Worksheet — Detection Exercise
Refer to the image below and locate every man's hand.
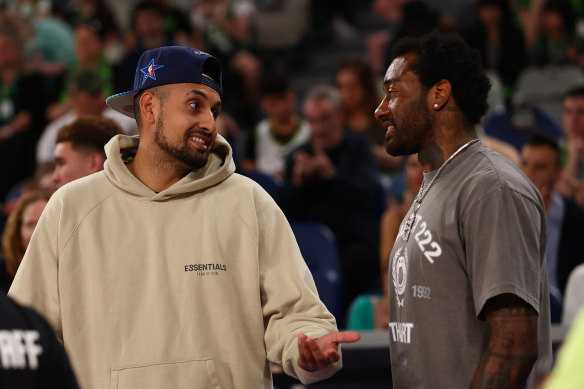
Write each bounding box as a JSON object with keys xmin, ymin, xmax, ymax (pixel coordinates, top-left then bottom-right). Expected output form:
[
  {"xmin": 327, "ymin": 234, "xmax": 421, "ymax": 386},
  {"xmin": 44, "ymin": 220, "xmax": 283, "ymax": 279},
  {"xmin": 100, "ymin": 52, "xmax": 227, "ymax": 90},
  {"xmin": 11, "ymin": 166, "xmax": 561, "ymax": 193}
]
[{"xmin": 297, "ymin": 331, "xmax": 361, "ymax": 371}]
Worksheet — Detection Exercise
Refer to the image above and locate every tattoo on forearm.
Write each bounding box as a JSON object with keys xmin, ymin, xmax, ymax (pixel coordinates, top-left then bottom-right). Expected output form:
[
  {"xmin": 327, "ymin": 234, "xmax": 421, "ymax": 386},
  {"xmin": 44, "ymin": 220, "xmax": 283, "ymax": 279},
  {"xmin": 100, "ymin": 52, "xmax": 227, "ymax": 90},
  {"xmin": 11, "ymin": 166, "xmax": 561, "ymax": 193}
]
[{"xmin": 470, "ymin": 294, "xmax": 538, "ymax": 389}]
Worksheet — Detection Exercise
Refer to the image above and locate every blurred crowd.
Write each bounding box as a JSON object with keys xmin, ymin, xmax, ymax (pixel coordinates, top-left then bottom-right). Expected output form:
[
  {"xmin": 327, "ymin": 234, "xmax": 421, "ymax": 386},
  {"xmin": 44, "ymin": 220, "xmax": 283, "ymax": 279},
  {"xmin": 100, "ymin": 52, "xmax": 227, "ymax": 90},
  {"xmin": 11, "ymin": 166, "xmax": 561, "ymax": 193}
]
[{"xmin": 1, "ymin": 0, "xmax": 584, "ymax": 336}]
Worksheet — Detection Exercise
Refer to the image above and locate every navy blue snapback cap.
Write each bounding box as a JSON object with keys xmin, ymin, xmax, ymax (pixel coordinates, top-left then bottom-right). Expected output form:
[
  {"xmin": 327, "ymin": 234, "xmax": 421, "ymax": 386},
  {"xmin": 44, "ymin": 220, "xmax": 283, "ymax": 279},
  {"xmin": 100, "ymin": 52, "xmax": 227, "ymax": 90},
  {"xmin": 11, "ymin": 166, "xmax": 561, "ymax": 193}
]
[{"xmin": 106, "ymin": 46, "xmax": 223, "ymax": 118}]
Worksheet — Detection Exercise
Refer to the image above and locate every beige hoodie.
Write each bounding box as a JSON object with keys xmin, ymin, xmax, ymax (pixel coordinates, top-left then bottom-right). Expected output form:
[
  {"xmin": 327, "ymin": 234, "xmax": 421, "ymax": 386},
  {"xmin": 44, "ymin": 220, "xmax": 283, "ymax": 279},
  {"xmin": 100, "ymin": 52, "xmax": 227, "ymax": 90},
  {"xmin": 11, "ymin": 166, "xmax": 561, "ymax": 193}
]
[{"xmin": 10, "ymin": 134, "xmax": 341, "ymax": 388}]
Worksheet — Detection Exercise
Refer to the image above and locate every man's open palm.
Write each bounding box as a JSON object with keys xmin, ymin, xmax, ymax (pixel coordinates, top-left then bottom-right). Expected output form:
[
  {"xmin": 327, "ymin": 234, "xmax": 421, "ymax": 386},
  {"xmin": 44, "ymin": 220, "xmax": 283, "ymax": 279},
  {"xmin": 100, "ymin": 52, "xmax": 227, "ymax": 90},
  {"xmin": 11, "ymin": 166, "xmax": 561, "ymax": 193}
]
[{"xmin": 297, "ymin": 331, "xmax": 361, "ymax": 371}]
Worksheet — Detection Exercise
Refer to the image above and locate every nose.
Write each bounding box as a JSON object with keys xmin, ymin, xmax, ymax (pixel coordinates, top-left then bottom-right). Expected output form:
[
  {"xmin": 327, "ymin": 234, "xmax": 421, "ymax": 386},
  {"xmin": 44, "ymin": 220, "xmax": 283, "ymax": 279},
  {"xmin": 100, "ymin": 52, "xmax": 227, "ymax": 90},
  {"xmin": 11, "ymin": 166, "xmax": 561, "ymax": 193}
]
[
  {"xmin": 198, "ymin": 108, "xmax": 216, "ymax": 133},
  {"xmin": 52, "ymin": 168, "xmax": 62, "ymax": 188},
  {"xmin": 375, "ymin": 96, "xmax": 389, "ymax": 122}
]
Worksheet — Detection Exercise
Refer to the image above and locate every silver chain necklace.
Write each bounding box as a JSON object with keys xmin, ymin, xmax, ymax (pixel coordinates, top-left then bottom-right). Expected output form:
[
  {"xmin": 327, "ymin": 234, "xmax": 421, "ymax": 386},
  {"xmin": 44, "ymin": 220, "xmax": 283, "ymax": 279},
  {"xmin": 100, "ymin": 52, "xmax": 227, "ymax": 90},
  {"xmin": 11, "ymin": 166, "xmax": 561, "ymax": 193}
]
[{"xmin": 402, "ymin": 138, "xmax": 480, "ymax": 242}]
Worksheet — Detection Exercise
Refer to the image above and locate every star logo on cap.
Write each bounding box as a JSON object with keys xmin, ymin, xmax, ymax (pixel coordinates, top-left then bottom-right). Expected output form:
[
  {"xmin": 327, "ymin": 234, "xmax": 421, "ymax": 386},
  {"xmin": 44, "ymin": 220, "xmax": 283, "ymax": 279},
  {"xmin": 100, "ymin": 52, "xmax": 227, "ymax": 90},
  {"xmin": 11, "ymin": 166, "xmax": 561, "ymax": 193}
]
[{"xmin": 140, "ymin": 59, "xmax": 165, "ymax": 85}]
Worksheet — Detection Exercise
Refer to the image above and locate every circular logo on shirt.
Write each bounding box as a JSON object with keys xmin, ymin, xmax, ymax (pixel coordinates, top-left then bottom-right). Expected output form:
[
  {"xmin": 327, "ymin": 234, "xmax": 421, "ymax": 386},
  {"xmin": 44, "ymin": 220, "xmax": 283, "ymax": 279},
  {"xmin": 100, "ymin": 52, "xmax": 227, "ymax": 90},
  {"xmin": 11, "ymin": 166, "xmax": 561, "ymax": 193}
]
[{"xmin": 392, "ymin": 247, "xmax": 408, "ymax": 307}]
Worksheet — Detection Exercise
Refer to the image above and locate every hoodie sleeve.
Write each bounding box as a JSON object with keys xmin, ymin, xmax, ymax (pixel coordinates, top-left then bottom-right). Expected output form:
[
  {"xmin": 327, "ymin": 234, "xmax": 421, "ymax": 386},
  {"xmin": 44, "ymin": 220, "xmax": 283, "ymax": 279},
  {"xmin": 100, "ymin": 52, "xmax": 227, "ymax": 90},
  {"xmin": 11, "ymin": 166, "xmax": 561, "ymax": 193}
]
[
  {"xmin": 9, "ymin": 193, "xmax": 63, "ymax": 341},
  {"xmin": 255, "ymin": 189, "xmax": 342, "ymax": 384}
]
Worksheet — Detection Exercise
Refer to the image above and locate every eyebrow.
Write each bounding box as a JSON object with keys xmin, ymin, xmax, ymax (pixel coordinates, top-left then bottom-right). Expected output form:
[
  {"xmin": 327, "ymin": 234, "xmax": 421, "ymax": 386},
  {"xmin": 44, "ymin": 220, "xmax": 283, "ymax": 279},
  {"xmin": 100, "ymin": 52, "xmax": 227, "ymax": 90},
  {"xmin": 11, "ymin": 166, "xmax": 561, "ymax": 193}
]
[
  {"xmin": 187, "ymin": 89, "xmax": 209, "ymax": 99},
  {"xmin": 384, "ymin": 77, "xmax": 400, "ymax": 85},
  {"xmin": 187, "ymin": 89, "xmax": 222, "ymax": 108}
]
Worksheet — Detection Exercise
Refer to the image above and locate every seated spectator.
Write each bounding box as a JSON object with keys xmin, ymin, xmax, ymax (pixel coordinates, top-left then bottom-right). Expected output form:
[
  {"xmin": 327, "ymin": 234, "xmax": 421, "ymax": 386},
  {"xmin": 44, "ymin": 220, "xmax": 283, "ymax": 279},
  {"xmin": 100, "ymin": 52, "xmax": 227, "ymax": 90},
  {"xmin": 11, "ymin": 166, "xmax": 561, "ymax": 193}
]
[
  {"xmin": 0, "ymin": 292, "xmax": 79, "ymax": 388},
  {"xmin": 68, "ymin": 0, "xmax": 121, "ymax": 45},
  {"xmin": 527, "ymin": 0, "xmax": 583, "ymax": 67},
  {"xmin": 1, "ymin": 191, "xmax": 51, "ymax": 293},
  {"xmin": 562, "ymin": 263, "xmax": 584, "ymax": 327},
  {"xmin": 380, "ymin": 1, "xmax": 441, "ymax": 74},
  {"xmin": 520, "ymin": 134, "xmax": 584, "ymax": 296},
  {"xmin": 0, "ymin": 12, "xmax": 49, "ymax": 204},
  {"xmin": 26, "ymin": 3, "xmax": 76, "ymax": 101},
  {"xmin": 51, "ymin": 116, "xmax": 124, "ymax": 190},
  {"xmin": 480, "ymin": 134, "xmax": 522, "ymax": 166},
  {"xmin": 216, "ymin": 112, "xmax": 243, "ymax": 168},
  {"xmin": 334, "ymin": 57, "xmax": 403, "ymax": 173},
  {"xmin": 115, "ymin": 1, "xmax": 174, "ymax": 93},
  {"xmin": 379, "ymin": 154, "xmax": 423, "ymax": 263},
  {"xmin": 345, "ymin": 255, "xmax": 389, "ymax": 331},
  {"xmin": 347, "ymin": 155, "xmax": 425, "ymax": 331},
  {"xmin": 155, "ymin": 0, "xmax": 193, "ymax": 47},
  {"xmin": 465, "ymin": 0, "xmax": 527, "ymax": 100},
  {"xmin": 190, "ymin": 0, "xmax": 255, "ymax": 66},
  {"xmin": 367, "ymin": 0, "xmax": 410, "ymax": 76},
  {"xmin": 190, "ymin": 0, "xmax": 263, "ymax": 132},
  {"xmin": 46, "ymin": 18, "xmax": 117, "ymax": 121},
  {"xmin": 557, "ymin": 86, "xmax": 584, "ymax": 206},
  {"xmin": 36, "ymin": 69, "xmax": 135, "ymax": 177},
  {"xmin": 242, "ymin": 70, "xmax": 310, "ymax": 180},
  {"xmin": 252, "ymin": 0, "xmax": 311, "ymax": 70},
  {"xmin": 277, "ymin": 84, "xmax": 381, "ymax": 312}
]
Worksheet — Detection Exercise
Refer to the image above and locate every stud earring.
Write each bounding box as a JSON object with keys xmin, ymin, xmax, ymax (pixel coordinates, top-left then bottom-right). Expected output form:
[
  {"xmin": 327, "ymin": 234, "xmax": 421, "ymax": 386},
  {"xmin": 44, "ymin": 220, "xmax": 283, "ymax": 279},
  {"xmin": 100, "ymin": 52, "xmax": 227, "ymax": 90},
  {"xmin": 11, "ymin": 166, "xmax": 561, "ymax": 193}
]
[{"xmin": 433, "ymin": 104, "xmax": 439, "ymax": 109}]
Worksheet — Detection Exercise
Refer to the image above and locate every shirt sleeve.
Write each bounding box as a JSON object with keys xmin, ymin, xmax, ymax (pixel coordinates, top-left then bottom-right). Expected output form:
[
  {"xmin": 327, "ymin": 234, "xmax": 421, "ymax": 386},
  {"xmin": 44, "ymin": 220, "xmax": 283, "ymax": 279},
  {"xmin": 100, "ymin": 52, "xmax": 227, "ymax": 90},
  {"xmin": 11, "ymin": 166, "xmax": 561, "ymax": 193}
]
[
  {"xmin": 255, "ymin": 191, "xmax": 342, "ymax": 384},
  {"xmin": 462, "ymin": 186, "xmax": 545, "ymax": 318}
]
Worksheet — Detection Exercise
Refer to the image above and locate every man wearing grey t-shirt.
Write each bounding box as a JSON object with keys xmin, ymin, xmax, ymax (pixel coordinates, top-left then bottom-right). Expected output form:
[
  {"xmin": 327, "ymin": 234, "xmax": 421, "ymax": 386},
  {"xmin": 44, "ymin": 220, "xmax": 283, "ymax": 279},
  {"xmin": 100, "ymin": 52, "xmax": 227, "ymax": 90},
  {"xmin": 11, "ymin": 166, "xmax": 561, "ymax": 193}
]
[{"xmin": 375, "ymin": 30, "xmax": 552, "ymax": 388}]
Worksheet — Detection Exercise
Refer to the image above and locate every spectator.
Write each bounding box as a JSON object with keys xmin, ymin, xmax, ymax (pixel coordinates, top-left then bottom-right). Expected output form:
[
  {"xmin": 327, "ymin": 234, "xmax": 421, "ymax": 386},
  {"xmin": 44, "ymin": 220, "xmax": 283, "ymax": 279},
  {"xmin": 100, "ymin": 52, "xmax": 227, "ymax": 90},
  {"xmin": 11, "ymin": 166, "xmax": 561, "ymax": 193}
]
[
  {"xmin": 480, "ymin": 134, "xmax": 522, "ymax": 166},
  {"xmin": 345, "ymin": 155, "xmax": 422, "ymax": 331},
  {"xmin": 252, "ymin": 0, "xmax": 311, "ymax": 70},
  {"xmin": 190, "ymin": 0, "xmax": 255, "ymax": 65},
  {"xmin": 190, "ymin": 0, "xmax": 263, "ymax": 131},
  {"xmin": 36, "ymin": 68, "xmax": 136, "ymax": 176},
  {"xmin": 68, "ymin": 0, "xmax": 121, "ymax": 44},
  {"xmin": 9, "ymin": 46, "xmax": 360, "ymax": 389},
  {"xmin": 115, "ymin": 0, "xmax": 173, "ymax": 93},
  {"xmin": 242, "ymin": 69, "xmax": 310, "ymax": 180},
  {"xmin": 345, "ymin": 258, "xmax": 389, "ymax": 331},
  {"xmin": 1, "ymin": 191, "xmax": 51, "ymax": 293},
  {"xmin": 26, "ymin": 2, "xmax": 76, "ymax": 101},
  {"xmin": 527, "ymin": 0, "xmax": 583, "ymax": 66},
  {"xmin": 154, "ymin": 0, "xmax": 193, "ymax": 46},
  {"xmin": 381, "ymin": 1, "xmax": 441, "ymax": 75},
  {"xmin": 557, "ymin": 86, "xmax": 584, "ymax": 206},
  {"xmin": 379, "ymin": 155, "xmax": 423, "ymax": 263},
  {"xmin": 46, "ymin": 18, "xmax": 117, "ymax": 121},
  {"xmin": 0, "ymin": 11, "xmax": 49, "ymax": 203},
  {"xmin": 367, "ymin": 0, "xmax": 411, "ymax": 76},
  {"xmin": 334, "ymin": 57, "xmax": 403, "ymax": 172},
  {"xmin": 465, "ymin": 0, "xmax": 528, "ymax": 100},
  {"xmin": 0, "ymin": 292, "xmax": 79, "ymax": 388},
  {"xmin": 52, "ymin": 116, "xmax": 124, "ymax": 189},
  {"xmin": 277, "ymin": 84, "xmax": 381, "ymax": 312},
  {"xmin": 520, "ymin": 134, "xmax": 584, "ymax": 296}
]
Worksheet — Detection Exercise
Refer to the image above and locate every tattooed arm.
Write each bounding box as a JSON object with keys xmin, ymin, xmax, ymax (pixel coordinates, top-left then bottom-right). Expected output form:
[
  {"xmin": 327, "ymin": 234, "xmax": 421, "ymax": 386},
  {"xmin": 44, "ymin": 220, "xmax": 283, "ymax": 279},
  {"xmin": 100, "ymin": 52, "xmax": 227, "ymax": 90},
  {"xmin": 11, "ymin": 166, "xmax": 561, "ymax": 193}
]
[{"xmin": 470, "ymin": 293, "xmax": 538, "ymax": 389}]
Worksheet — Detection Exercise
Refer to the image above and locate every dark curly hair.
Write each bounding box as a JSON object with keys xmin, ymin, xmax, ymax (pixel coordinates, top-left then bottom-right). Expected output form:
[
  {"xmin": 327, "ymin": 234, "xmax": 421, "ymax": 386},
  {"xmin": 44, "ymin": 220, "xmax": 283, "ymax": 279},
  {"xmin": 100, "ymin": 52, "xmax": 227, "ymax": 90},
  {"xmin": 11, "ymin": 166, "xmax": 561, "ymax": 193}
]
[{"xmin": 391, "ymin": 29, "xmax": 491, "ymax": 125}]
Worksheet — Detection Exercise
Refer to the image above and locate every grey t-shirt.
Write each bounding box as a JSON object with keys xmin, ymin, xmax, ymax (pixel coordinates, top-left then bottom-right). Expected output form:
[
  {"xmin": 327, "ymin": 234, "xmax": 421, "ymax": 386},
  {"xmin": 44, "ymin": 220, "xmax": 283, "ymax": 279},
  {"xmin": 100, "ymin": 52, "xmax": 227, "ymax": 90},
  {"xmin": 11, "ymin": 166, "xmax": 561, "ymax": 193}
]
[{"xmin": 388, "ymin": 142, "xmax": 552, "ymax": 388}]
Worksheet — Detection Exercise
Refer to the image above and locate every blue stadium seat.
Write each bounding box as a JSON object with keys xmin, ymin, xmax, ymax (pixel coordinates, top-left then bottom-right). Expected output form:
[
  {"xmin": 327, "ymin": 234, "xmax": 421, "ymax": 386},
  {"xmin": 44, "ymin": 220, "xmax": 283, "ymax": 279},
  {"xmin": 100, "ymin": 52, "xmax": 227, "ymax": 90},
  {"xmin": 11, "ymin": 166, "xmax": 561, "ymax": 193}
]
[
  {"xmin": 290, "ymin": 221, "xmax": 344, "ymax": 325},
  {"xmin": 481, "ymin": 105, "xmax": 563, "ymax": 151},
  {"xmin": 244, "ymin": 170, "xmax": 280, "ymax": 198}
]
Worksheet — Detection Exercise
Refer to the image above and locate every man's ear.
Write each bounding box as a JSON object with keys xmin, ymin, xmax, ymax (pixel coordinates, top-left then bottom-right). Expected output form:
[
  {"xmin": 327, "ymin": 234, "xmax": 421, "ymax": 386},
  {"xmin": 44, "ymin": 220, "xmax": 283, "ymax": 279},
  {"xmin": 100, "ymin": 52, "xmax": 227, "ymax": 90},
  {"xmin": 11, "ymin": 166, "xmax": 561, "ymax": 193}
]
[
  {"xmin": 139, "ymin": 92, "xmax": 158, "ymax": 124},
  {"xmin": 428, "ymin": 79, "xmax": 452, "ymax": 111},
  {"xmin": 88, "ymin": 152, "xmax": 105, "ymax": 173}
]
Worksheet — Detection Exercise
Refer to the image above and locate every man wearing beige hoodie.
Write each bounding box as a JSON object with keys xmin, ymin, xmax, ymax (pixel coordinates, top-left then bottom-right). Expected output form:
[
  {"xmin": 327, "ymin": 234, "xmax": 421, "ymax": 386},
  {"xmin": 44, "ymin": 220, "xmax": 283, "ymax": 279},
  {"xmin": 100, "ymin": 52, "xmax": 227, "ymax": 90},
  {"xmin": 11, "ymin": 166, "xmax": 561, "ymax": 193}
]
[{"xmin": 9, "ymin": 46, "xmax": 359, "ymax": 389}]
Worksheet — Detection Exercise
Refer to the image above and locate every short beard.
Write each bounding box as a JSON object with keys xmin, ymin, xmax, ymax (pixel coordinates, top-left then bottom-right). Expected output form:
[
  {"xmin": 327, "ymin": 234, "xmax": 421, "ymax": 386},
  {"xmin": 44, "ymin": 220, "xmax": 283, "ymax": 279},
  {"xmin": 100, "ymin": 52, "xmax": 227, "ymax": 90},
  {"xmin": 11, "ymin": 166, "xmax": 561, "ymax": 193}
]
[
  {"xmin": 154, "ymin": 111, "xmax": 209, "ymax": 170},
  {"xmin": 386, "ymin": 98, "xmax": 432, "ymax": 157}
]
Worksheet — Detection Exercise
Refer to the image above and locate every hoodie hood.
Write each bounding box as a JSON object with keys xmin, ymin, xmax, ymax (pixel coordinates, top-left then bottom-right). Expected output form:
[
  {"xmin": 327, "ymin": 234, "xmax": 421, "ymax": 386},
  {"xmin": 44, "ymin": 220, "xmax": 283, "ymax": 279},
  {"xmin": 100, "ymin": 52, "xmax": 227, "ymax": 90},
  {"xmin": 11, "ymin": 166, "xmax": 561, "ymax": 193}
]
[{"xmin": 103, "ymin": 134, "xmax": 235, "ymax": 201}]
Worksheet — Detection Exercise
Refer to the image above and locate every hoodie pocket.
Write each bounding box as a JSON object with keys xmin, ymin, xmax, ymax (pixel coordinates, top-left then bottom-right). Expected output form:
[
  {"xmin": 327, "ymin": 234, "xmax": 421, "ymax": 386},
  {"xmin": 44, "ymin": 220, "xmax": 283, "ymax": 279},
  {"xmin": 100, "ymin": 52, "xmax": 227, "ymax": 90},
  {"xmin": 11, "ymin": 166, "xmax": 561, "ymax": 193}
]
[{"xmin": 110, "ymin": 358, "xmax": 222, "ymax": 389}]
